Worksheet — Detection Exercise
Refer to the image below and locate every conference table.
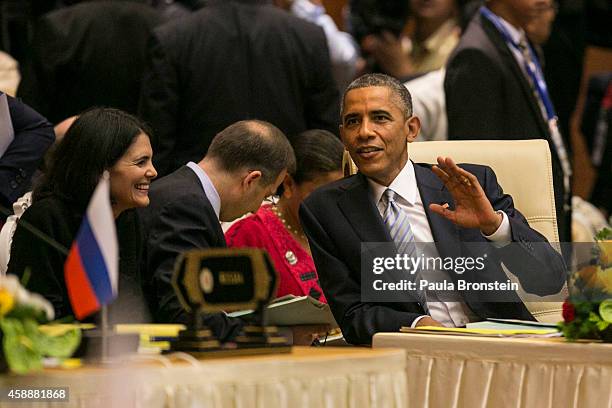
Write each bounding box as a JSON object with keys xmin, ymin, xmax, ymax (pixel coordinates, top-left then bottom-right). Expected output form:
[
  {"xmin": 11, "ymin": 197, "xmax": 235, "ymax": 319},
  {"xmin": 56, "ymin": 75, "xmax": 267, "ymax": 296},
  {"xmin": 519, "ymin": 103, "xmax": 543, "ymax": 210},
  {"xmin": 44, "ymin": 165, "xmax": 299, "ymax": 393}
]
[
  {"xmin": 0, "ymin": 346, "xmax": 407, "ymax": 408},
  {"xmin": 373, "ymin": 332, "xmax": 612, "ymax": 408}
]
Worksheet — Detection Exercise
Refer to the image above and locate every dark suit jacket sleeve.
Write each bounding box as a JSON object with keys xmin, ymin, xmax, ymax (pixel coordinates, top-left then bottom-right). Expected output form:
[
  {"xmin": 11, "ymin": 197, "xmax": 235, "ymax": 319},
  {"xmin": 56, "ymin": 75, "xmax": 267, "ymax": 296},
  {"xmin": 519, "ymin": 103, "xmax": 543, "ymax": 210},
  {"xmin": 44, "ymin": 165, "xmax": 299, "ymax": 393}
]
[
  {"xmin": 300, "ymin": 202, "xmax": 422, "ymax": 345},
  {"xmin": 445, "ymin": 48, "xmax": 505, "ymax": 140},
  {"xmin": 144, "ymin": 197, "xmax": 243, "ymax": 341},
  {"xmin": 138, "ymin": 32, "xmax": 179, "ymax": 177},
  {"xmin": 0, "ymin": 95, "xmax": 54, "ymax": 208},
  {"xmin": 146, "ymin": 197, "xmax": 212, "ymax": 323},
  {"xmin": 303, "ymin": 26, "xmax": 340, "ymax": 135},
  {"xmin": 481, "ymin": 166, "xmax": 566, "ymax": 295}
]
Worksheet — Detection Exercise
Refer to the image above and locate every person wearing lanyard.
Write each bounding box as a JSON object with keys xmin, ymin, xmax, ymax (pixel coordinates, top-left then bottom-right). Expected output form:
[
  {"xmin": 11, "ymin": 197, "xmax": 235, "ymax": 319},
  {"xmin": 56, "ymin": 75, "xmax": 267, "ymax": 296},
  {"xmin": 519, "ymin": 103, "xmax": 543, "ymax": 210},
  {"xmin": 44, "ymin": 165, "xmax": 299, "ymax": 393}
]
[{"xmin": 445, "ymin": 0, "xmax": 572, "ymax": 245}]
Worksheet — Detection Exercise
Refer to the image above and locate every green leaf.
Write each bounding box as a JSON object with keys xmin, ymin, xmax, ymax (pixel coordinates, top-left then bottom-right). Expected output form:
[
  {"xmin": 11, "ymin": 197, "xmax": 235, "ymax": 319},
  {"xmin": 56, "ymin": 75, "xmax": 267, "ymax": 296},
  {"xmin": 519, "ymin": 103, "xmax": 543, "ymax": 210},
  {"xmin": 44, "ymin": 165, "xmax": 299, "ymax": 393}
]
[
  {"xmin": 595, "ymin": 227, "xmax": 612, "ymax": 241},
  {"xmin": 0, "ymin": 317, "xmax": 82, "ymax": 374},
  {"xmin": 596, "ymin": 320, "xmax": 610, "ymax": 331},
  {"xmin": 6, "ymin": 304, "xmax": 48, "ymax": 323},
  {"xmin": 600, "ymin": 299, "xmax": 612, "ymax": 323},
  {"xmin": 588, "ymin": 311, "xmax": 602, "ymax": 323},
  {"xmin": 30, "ymin": 324, "xmax": 81, "ymax": 358},
  {"xmin": 0, "ymin": 318, "xmax": 43, "ymax": 374},
  {"xmin": 20, "ymin": 268, "xmax": 31, "ymax": 290}
]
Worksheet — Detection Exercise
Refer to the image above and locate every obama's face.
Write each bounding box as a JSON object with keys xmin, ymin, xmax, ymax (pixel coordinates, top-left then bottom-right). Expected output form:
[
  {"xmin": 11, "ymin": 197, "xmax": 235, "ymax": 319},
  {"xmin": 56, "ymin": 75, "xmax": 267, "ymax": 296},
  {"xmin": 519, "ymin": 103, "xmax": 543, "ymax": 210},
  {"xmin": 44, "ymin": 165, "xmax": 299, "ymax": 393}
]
[{"xmin": 340, "ymin": 86, "xmax": 420, "ymax": 186}]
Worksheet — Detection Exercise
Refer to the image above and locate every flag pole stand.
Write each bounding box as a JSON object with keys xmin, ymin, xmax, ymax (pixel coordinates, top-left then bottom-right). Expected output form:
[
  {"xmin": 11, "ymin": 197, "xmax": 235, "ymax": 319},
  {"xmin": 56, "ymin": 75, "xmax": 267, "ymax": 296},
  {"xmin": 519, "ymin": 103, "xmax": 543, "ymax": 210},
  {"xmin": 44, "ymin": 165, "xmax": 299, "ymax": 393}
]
[
  {"xmin": 80, "ymin": 307, "xmax": 139, "ymax": 365},
  {"xmin": 65, "ymin": 173, "xmax": 138, "ymax": 364},
  {"xmin": 100, "ymin": 305, "xmax": 110, "ymax": 363}
]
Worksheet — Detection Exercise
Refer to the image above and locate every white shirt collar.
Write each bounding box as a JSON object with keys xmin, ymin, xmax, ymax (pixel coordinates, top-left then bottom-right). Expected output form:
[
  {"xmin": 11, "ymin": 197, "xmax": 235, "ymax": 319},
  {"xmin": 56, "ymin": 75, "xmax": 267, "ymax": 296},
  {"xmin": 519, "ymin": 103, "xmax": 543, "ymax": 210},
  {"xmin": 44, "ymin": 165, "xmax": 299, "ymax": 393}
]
[
  {"xmin": 367, "ymin": 160, "xmax": 418, "ymax": 208},
  {"xmin": 490, "ymin": 8, "xmax": 526, "ymax": 46},
  {"xmin": 186, "ymin": 161, "xmax": 221, "ymax": 219}
]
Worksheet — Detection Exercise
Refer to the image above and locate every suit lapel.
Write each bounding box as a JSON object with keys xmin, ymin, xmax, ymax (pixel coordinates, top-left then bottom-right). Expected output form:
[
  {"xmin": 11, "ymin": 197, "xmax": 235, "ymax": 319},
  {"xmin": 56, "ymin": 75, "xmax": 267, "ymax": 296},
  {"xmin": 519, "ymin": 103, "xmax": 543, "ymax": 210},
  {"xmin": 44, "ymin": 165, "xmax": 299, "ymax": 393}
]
[
  {"xmin": 337, "ymin": 174, "xmax": 390, "ymax": 243},
  {"xmin": 180, "ymin": 166, "xmax": 227, "ymax": 247},
  {"xmin": 413, "ymin": 163, "xmax": 461, "ymax": 260},
  {"xmin": 338, "ymin": 168, "xmax": 463, "ymax": 260},
  {"xmin": 479, "ymin": 15, "xmax": 551, "ymax": 140},
  {"xmin": 201, "ymin": 192, "xmax": 226, "ymax": 247}
]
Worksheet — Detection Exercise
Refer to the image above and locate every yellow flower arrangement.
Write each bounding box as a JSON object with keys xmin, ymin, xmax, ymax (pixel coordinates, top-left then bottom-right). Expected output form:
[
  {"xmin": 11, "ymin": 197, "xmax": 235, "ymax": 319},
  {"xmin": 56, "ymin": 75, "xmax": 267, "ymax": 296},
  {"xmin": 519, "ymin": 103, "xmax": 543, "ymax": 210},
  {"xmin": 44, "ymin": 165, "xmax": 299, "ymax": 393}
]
[
  {"xmin": 580, "ymin": 265, "xmax": 612, "ymax": 293},
  {"xmin": 0, "ymin": 275, "xmax": 81, "ymax": 374},
  {"xmin": 560, "ymin": 228, "xmax": 612, "ymax": 342},
  {"xmin": 598, "ymin": 240, "xmax": 612, "ymax": 266},
  {"xmin": 0, "ymin": 288, "xmax": 15, "ymax": 317}
]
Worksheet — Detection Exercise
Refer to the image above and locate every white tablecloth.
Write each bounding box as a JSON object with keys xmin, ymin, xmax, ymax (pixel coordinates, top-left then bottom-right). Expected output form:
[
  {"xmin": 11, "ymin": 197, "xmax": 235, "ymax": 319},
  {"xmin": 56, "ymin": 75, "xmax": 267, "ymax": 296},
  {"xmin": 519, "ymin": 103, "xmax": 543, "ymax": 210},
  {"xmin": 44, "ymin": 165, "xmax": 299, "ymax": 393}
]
[
  {"xmin": 0, "ymin": 347, "xmax": 407, "ymax": 408},
  {"xmin": 373, "ymin": 333, "xmax": 612, "ymax": 408}
]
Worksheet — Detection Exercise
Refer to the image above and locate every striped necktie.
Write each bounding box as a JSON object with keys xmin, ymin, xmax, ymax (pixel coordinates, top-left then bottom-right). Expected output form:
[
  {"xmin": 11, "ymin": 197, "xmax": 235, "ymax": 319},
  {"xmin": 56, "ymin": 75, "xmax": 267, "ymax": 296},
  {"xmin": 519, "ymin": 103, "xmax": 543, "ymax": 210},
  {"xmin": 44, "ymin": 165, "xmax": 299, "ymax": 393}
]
[
  {"xmin": 381, "ymin": 189, "xmax": 416, "ymax": 255},
  {"xmin": 380, "ymin": 188, "xmax": 426, "ymax": 308}
]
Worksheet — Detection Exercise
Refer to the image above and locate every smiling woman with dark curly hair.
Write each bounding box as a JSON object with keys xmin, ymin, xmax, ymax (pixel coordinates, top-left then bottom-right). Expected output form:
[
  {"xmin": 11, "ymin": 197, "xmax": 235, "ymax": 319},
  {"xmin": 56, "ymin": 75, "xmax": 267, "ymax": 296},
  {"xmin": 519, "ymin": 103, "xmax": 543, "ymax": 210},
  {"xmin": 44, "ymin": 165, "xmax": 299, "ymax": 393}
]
[{"xmin": 7, "ymin": 107, "xmax": 157, "ymax": 321}]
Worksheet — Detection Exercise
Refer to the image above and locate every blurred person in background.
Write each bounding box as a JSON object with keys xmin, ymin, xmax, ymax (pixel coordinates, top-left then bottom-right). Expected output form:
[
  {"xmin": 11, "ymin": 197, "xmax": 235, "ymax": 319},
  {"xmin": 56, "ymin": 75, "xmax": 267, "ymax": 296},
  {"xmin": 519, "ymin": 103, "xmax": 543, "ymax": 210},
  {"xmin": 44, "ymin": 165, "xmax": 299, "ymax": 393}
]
[
  {"xmin": 17, "ymin": 0, "xmax": 163, "ymax": 123},
  {"xmin": 581, "ymin": 74, "xmax": 611, "ymax": 219},
  {"xmin": 273, "ymin": 0, "xmax": 360, "ymax": 92},
  {"xmin": 139, "ymin": 0, "xmax": 339, "ymax": 177},
  {"xmin": 0, "ymin": 92, "xmax": 54, "ymax": 212},
  {"xmin": 445, "ymin": 0, "xmax": 572, "ymax": 244},
  {"xmin": 408, "ymin": 0, "xmax": 554, "ymax": 141},
  {"xmin": 0, "ymin": 51, "xmax": 20, "ymax": 96},
  {"xmin": 353, "ymin": 0, "xmax": 463, "ymax": 80}
]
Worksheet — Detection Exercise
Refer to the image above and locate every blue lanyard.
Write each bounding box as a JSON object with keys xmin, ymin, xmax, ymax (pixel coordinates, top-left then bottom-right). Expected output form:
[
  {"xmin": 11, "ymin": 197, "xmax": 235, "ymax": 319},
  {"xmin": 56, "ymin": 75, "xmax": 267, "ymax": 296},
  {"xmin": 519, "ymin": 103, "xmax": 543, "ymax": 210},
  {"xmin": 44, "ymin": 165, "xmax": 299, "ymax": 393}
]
[{"xmin": 480, "ymin": 7, "xmax": 557, "ymax": 121}]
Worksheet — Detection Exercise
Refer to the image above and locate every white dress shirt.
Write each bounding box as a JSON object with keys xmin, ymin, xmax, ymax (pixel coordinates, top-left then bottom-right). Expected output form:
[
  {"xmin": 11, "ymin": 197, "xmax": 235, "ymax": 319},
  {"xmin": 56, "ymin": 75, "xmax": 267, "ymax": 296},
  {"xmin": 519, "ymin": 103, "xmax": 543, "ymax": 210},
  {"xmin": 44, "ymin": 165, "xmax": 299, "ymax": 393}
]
[
  {"xmin": 186, "ymin": 161, "xmax": 221, "ymax": 220},
  {"xmin": 367, "ymin": 160, "xmax": 511, "ymax": 327},
  {"xmin": 405, "ymin": 69, "xmax": 447, "ymax": 142}
]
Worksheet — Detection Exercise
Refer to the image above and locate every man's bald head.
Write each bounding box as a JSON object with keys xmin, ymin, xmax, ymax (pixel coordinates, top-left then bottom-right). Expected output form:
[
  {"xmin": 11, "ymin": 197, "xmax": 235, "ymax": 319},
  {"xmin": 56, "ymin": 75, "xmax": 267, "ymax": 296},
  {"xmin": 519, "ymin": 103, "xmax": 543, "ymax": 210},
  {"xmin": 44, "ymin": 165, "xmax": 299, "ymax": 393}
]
[{"xmin": 205, "ymin": 120, "xmax": 296, "ymax": 184}]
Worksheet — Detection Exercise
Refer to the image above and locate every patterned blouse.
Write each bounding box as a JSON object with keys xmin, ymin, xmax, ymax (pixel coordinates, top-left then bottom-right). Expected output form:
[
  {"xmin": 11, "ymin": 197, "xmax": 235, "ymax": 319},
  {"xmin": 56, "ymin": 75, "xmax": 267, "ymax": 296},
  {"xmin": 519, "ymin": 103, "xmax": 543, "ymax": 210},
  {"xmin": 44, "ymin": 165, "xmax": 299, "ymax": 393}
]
[{"xmin": 225, "ymin": 205, "xmax": 326, "ymax": 303}]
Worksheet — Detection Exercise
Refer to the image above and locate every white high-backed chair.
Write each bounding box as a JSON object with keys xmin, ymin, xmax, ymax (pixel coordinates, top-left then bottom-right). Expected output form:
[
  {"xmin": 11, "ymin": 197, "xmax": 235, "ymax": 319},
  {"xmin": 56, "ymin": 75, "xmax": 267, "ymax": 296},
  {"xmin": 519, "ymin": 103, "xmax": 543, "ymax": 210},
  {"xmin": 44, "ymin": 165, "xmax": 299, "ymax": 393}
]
[{"xmin": 343, "ymin": 139, "xmax": 565, "ymax": 322}]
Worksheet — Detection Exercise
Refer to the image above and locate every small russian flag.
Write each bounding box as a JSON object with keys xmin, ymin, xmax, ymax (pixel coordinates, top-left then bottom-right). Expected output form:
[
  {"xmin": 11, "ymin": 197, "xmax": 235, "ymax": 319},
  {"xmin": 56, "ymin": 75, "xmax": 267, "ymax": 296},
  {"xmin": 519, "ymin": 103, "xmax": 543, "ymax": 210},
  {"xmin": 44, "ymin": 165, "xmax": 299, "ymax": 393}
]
[{"xmin": 64, "ymin": 173, "xmax": 118, "ymax": 320}]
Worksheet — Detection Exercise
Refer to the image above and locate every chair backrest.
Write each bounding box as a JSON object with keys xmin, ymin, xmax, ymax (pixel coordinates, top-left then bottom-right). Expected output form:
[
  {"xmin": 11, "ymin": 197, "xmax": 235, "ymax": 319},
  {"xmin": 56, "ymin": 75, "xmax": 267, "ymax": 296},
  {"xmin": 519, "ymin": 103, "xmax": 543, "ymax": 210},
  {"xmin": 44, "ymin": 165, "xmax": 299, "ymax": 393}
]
[
  {"xmin": 410, "ymin": 140, "xmax": 559, "ymax": 242},
  {"xmin": 342, "ymin": 140, "xmax": 565, "ymax": 322}
]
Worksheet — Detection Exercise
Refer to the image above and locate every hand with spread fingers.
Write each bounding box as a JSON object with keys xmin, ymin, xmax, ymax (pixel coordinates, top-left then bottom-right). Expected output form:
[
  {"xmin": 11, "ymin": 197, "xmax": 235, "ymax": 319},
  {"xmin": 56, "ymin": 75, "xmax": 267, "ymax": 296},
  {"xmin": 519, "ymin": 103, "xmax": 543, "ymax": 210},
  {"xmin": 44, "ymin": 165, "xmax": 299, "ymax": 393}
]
[{"xmin": 429, "ymin": 157, "xmax": 503, "ymax": 236}]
